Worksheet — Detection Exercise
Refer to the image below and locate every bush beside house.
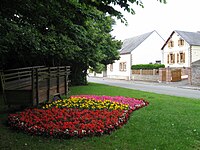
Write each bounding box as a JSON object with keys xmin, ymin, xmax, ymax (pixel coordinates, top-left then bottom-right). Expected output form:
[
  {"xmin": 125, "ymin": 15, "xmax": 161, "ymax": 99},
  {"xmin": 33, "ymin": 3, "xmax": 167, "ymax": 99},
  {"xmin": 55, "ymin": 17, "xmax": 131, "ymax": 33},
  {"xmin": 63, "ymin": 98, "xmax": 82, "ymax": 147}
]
[{"xmin": 131, "ymin": 64, "xmax": 165, "ymax": 70}]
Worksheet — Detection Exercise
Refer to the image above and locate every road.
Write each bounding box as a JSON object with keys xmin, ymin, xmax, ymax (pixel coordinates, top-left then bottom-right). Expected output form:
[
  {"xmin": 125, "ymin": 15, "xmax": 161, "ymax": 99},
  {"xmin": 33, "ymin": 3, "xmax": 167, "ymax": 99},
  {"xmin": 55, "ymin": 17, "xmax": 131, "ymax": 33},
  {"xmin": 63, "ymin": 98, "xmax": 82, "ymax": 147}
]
[{"xmin": 88, "ymin": 77, "xmax": 200, "ymax": 99}]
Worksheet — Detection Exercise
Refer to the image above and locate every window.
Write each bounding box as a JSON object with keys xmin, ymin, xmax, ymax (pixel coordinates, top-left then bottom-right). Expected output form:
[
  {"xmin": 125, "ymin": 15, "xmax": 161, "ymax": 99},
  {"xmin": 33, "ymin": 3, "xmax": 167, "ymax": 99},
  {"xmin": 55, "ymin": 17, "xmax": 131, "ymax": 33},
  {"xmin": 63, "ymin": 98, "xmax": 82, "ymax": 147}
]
[
  {"xmin": 167, "ymin": 53, "xmax": 175, "ymax": 64},
  {"xmin": 178, "ymin": 39, "xmax": 184, "ymax": 46},
  {"xmin": 110, "ymin": 64, "xmax": 113, "ymax": 72},
  {"xmin": 168, "ymin": 40, "xmax": 174, "ymax": 48},
  {"xmin": 180, "ymin": 52, "xmax": 185, "ymax": 63},
  {"xmin": 155, "ymin": 60, "xmax": 161, "ymax": 64},
  {"xmin": 119, "ymin": 62, "xmax": 126, "ymax": 71},
  {"xmin": 170, "ymin": 53, "xmax": 175, "ymax": 63}
]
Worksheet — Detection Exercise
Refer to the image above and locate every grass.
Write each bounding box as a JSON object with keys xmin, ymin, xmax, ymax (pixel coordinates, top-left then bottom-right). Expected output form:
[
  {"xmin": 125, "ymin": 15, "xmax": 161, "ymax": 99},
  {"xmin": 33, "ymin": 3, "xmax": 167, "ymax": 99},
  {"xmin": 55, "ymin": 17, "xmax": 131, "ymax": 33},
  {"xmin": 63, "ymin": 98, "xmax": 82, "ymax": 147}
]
[{"xmin": 1, "ymin": 82, "xmax": 200, "ymax": 150}]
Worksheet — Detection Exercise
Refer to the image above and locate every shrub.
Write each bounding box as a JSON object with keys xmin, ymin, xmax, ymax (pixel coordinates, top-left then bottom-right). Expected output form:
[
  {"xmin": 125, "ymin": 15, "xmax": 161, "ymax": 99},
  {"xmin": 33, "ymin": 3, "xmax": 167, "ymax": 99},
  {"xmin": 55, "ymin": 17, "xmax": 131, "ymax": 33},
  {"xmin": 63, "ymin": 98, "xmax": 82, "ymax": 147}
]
[{"xmin": 131, "ymin": 64, "xmax": 165, "ymax": 70}]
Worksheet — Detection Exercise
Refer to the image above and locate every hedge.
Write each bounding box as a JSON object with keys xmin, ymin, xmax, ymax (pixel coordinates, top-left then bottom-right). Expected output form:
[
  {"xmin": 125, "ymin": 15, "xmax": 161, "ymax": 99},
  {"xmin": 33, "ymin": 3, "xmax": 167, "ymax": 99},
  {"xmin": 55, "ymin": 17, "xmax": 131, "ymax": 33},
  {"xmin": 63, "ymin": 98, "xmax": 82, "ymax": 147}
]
[{"xmin": 131, "ymin": 64, "xmax": 165, "ymax": 70}]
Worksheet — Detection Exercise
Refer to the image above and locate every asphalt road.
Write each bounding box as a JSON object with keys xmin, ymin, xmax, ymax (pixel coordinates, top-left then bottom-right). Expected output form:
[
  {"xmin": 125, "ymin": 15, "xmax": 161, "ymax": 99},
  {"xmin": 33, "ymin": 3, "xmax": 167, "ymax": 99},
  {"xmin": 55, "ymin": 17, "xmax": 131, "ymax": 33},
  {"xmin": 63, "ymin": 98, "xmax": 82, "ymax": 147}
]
[{"xmin": 88, "ymin": 77, "xmax": 200, "ymax": 99}]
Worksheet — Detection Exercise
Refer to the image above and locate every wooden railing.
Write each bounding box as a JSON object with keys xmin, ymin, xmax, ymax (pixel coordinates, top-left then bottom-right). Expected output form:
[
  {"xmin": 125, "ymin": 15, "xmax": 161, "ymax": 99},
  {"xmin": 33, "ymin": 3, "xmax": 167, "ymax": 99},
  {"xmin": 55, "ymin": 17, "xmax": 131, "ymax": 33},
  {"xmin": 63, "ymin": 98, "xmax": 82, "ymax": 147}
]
[{"xmin": 0, "ymin": 66, "xmax": 70, "ymax": 106}]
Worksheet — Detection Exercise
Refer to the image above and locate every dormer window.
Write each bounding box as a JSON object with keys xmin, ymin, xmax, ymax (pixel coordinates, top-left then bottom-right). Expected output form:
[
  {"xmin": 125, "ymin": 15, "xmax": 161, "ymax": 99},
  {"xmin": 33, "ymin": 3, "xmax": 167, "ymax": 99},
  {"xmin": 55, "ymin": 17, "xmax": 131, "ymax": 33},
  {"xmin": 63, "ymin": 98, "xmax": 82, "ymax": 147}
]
[
  {"xmin": 168, "ymin": 40, "xmax": 174, "ymax": 48},
  {"xmin": 178, "ymin": 38, "xmax": 184, "ymax": 46}
]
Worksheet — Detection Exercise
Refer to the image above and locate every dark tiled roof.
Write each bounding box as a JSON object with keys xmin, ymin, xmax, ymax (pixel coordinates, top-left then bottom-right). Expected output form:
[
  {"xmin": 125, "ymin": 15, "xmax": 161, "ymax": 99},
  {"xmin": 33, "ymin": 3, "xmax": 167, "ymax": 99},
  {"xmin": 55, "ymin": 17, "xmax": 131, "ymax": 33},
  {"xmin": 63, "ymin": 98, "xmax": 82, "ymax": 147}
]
[
  {"xmin": 120, "ymin": 31, "xmax": 154, "ymax": 54},
  {"xmin": 192, "ymin": 59, "xmax": 200, "ymax": 65},
  {"xmin": 175, "ymin": 30, "xmax": 200, "ymax": 46}
]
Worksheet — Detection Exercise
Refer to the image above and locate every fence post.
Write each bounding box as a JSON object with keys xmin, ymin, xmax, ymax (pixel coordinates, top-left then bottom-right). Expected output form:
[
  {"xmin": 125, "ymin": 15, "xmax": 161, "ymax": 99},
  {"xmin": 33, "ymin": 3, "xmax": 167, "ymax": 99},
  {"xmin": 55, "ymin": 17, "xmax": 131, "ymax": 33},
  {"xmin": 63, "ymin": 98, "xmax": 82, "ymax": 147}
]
[
  {"xmin": 31, "ymin": 68, "xmax": 35, "ymax": 106},
  {"xmin": 140, "ymin": 69, "xmax": 142, "ymax": 75},
  {"xmin": 153, "ymin": 69, "xmax": 156, "ymax": 75},
  {"xmin": 166, "ymin": 67, "xmax": 171, "ymax": 82},
  {"xmin": 35, "ymin": 68, "xmax": 39, "ymax": 105},
  {"xmin": 0, "ymin": 70, "xmax": 7, "ymax": 104},
  {"xmin": 56, "ymin": 66, "xmax": 60, "ymax": 93},
  {"xmin": 64, "ymin": 66, "xmax": 67, "ymax": 95},
  {"xmin": 0, "ymin": 70, "xmax": 4, "ymax": 92},
  {"xmin": 47, "ymin": 67, "xmax": 51, "ymax": 102}
]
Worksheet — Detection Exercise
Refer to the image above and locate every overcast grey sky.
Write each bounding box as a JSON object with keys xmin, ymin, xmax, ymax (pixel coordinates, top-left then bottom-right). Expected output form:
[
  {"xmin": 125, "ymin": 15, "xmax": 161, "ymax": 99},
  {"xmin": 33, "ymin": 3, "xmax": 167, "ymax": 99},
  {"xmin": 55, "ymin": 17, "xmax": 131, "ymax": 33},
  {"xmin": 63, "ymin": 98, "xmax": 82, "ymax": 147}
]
[{"xmin": 111, "ymin": 0, "xmax": 200, "ymax": 41}]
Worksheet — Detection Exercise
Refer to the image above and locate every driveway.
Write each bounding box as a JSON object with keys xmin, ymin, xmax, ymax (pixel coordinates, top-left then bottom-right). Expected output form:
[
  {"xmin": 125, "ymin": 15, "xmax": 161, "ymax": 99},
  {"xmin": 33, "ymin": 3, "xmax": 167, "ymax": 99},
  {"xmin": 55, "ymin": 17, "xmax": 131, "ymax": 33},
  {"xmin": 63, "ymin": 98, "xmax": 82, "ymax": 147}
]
[{"xmin": 88, "ymin": 77, "xmax": 200, "ymax": 99}]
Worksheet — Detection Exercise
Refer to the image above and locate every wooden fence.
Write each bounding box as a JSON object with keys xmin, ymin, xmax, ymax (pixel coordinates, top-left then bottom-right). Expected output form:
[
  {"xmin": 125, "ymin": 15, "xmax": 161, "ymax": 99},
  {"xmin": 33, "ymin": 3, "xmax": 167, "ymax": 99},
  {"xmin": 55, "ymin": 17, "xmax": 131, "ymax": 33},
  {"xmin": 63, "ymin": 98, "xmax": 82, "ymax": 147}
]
[
  {"xmin": 171, "ymin": 69, "xmax": 181, "ymax": 82},
  {"xmin": 0, "ymin": 66, "xmax": 70, "ymax": 106},
  {"xmin": 132, "ymin": 69, "xmax": 159, "ymax": 75}
]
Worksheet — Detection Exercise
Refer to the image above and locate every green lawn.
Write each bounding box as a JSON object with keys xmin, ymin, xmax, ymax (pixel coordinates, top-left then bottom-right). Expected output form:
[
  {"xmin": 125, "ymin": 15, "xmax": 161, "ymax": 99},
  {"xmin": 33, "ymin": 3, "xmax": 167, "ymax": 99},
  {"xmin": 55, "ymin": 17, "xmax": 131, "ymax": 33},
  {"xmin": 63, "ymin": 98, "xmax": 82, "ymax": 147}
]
[{"xmin": 1, "ymin": 83, "xmax": 200, "ymax": 150}]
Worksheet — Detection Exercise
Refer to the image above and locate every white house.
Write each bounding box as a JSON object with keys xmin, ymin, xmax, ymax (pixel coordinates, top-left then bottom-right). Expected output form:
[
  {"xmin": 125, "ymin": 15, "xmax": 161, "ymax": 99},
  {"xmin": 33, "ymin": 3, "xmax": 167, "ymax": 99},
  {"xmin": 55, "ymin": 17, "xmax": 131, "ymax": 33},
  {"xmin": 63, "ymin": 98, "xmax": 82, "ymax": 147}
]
[
  {"xmin": 161, "ymin": 30, "xmax": 200, "ymax": 68},
  {"xmin": 107, "ymin": 30, "xmax": 165, "ymax": 80}
]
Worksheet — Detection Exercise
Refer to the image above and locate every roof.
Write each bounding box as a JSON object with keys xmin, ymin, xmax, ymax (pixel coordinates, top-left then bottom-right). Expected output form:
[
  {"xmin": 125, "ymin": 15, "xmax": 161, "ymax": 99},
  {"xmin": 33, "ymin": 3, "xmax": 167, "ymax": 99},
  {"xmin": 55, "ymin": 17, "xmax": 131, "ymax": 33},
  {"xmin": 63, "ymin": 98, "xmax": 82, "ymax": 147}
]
[
  {"xmin": 161, "ymin": 30, "xmax": 200, "ymax": 50},
  {"xmin": 120, "ymin": 31, "xmax": 154, "ymax": 55},
  {"xmin": 192, "ymin": 59, "xmax": 200, "ymax": 65}
]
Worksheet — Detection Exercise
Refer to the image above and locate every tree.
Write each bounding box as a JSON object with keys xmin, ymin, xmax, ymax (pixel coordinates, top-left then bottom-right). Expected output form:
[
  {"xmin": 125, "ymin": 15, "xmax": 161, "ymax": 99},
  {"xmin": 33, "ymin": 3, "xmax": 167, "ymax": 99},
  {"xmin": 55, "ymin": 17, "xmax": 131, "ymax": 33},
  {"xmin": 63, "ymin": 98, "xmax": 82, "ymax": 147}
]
[
  {"xmin": 0, "ymin": 0, "xmax": 166, "ymax": 85},
  {"xmin": 79, "ymin": 0, "xmax": 167, "ymax": 24}
]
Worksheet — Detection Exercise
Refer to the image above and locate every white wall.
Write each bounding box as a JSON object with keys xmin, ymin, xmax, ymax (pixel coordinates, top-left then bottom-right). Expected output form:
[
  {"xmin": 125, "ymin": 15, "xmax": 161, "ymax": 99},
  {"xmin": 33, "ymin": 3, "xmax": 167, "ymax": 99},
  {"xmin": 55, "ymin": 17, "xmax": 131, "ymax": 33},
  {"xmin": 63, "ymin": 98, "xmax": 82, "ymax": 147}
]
[
  {"xmin": 88, "ymin": 71, "xmax": 106, "ymax": 77},
  {"xmin": 131, "ymin": 31, "xmax": 164, "ymax": 65},
  {"xmin": 107, "ymin": 54, "xmax": 131, "ymax": 80},
  {"xmin": 163, "ymin": 32, "xmax": 190, "ymax": 67},
  {"xmin": 107, "ymin": 31, "xmax": 164, "ymax": 80},
  {"xmin": 192, "ymin": 46, "xmax": 200, "ymax": 63},
  {"xmin": 88, "ymin": 71, "xmax": 103, "ymax": 77}
]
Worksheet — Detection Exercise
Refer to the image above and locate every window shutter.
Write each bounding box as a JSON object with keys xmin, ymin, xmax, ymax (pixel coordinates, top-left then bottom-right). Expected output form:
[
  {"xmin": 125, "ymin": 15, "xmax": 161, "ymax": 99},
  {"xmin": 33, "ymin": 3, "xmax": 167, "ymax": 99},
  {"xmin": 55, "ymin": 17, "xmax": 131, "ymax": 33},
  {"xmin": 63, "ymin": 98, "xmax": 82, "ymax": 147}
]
[
  {"xmin": 124, "ymin": 63, "xmax": 126, "ymax": 71},
  {"xmin": 182, "ymin": 40, "xmax": 184, "ymax": 46},
  {"xmin": 172, "ymin": 41, "xmax": 174, "ymax": 47},
  {"xmin": 173, "ymin": 54, "xmax": 175, "ymax": 63},
  {"xmin": 183, "ymin": 52, "xmax": 185, "ymax": 63},
  {"xmin": 177, "ymin": 53, "xmax": 179, "ymax": 63},
  {"xmin": 167, "ymin": 54, "xmax": 169, "ymax": 64},
  {"xmin": 178, "ymin": 40, "xmax": 180, "ymax": 46}
]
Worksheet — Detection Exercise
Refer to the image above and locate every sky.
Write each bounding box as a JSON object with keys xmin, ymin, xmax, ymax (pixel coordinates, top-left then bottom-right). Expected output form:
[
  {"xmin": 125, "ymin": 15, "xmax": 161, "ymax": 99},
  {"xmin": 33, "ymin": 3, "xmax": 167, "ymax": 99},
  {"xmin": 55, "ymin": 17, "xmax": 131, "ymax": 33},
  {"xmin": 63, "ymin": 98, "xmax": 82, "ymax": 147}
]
[{"xmin": 111, "ymin": 0, "xmax": 200, "ymax": 41}]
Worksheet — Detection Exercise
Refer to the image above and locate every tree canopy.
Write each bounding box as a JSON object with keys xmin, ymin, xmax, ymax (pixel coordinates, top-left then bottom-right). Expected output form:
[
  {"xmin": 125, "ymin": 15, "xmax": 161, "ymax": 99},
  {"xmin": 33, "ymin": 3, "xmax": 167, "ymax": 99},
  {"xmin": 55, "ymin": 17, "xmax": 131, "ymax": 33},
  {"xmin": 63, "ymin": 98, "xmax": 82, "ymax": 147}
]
[{"xmin": 0, "ymin": 0, "xmax": 166, "ymax": 85}]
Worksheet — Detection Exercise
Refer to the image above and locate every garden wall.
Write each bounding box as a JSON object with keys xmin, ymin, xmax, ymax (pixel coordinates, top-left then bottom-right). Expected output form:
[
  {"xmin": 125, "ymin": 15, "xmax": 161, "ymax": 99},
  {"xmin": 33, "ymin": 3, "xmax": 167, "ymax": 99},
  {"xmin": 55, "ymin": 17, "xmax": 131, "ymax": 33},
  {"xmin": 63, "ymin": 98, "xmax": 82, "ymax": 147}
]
[
  {"xmin": 107, "ymin": 75, "xmax": 130, "ymax": 80},
  {"xmin": 132, "ymin": 69, "xmax": 159, "ymax": 82},
  {"xmin": 133, "ymin": 68, "xmax": 186, "ymax": 82}
]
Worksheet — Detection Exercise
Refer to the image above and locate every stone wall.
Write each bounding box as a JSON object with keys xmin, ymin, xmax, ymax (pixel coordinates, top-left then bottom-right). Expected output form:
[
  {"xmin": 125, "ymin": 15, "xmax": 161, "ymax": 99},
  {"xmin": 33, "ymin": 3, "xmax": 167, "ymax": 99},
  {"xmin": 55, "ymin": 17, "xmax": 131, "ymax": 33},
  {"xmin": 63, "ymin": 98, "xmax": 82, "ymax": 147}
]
[
  {"xmin": 132, "ymin": 74, "xmax": 159, "ymax": 82},
  {"xmin": 191, "ymin": 60, "xmax": 200, "ymax": 86},
  {"xmin": 132, "ymin": 69, "xmax": 159, "ymax": 82}
]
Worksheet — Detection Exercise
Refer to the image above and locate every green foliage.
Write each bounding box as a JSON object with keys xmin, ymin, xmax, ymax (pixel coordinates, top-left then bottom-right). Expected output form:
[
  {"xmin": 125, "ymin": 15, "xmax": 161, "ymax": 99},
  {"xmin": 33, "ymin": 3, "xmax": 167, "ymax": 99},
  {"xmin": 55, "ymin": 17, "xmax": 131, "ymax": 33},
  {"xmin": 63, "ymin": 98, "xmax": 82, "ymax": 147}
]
[
  {"xmin": 131, "ymin": 64, "xmax": 165, "ymax": 70},
  {"xmin": 0, "ymin": 0, "xmax": 166, "ymax": 85},
  {"xmin": 79, "ymin": 0, "xmax": 166, "ymax": 25},
  {"xmin": 93, "ymin": 63, "xmax": 105, "ymax": 73},
  {"xmin": 0, "ymin": 0, "xmax": 122, "ymax": 85},
  {"xmin": 157, "ymin": 0, "xmax": 167, "ymax": 4}
]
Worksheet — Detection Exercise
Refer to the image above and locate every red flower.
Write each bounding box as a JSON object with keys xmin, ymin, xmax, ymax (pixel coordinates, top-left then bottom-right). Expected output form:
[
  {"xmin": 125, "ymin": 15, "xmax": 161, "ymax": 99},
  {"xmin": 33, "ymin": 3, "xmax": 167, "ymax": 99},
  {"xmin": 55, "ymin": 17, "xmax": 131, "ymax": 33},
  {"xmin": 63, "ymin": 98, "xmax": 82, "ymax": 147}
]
[{"xmin": 8, "ymin": 95, "xmax": 148, "ymax": 138}]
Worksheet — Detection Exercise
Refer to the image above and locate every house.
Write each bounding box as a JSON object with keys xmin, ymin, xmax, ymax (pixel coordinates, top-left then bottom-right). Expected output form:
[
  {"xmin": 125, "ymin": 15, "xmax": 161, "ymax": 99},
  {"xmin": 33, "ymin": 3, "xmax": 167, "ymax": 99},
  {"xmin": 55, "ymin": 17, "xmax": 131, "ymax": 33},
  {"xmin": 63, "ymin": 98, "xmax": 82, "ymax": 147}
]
[
  {"xmin": 161, "ymin": 30, "xmax": 200, "ymax": 68},
  {"xmin": 107, "ymin": 30, "xmax": 165, "ymax": 80}
]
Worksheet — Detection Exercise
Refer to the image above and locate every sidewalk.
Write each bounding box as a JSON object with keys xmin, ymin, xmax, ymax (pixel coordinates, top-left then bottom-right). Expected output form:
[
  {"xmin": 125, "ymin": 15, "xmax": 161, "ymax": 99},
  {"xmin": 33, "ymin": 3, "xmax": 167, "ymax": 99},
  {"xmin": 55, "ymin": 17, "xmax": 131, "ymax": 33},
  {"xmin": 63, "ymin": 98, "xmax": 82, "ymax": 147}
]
[
  {"xmin": 134, "ymin": 79, "xmax": 200, "ymax": 91},
  {"xmin": 92, "ymin": 77, "xmax": 200, "ymax": 91},
  {"xmin": 88, "ymin": 77, "xmax": 200, "ymax": 99}
]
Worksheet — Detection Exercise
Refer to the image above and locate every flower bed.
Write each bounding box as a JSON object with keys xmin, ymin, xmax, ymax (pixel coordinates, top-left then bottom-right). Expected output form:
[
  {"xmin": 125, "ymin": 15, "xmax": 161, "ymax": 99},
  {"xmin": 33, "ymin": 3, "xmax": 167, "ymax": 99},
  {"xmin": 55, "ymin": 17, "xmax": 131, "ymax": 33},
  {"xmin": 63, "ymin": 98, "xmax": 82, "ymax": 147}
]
[
  {"xmin": 8, "ymin": 95, "xmax": 148, "ymax": 138},
  {"xmin": 70, "ymin": 95, "xmax": 148, "ymax": 110}
]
